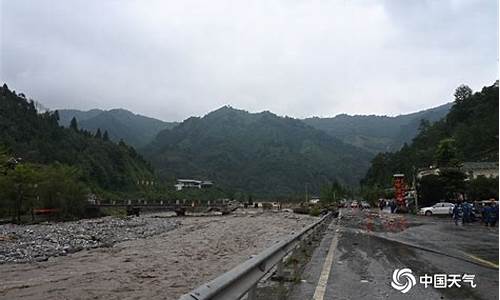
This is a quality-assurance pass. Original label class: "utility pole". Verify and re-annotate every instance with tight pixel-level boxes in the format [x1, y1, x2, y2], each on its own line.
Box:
[413, 166, 418, 211]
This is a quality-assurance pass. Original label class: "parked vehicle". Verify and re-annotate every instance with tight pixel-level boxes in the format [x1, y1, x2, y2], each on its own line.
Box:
[419, 202, 454, 216]
[350, 201, 359, 208]
[360, 201, 370, 209]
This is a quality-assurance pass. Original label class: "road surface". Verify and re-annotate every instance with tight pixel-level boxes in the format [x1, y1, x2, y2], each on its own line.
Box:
[290, 208, 498, 300]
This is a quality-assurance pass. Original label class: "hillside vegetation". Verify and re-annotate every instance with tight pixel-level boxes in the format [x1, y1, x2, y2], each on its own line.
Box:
[362, 83, 499, 189]
[144, 106, 373, 197]
[0, 84, 154, 200]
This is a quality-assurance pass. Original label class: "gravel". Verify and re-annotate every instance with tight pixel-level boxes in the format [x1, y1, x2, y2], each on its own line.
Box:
[0, 216, 179, 264]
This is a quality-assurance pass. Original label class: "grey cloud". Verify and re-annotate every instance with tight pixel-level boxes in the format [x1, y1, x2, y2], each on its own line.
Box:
[1, 0, 497, 121]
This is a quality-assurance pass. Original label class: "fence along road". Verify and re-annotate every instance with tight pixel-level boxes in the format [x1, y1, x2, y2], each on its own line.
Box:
[178, 212, 333, 300]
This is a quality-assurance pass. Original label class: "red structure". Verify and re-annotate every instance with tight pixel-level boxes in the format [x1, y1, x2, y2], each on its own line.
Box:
[393, 174, 406, 209]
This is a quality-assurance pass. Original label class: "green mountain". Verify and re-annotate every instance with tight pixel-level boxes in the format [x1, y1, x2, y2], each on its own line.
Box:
[302, 103, 452, 154]
[361, 83, 499, 188]
[0, 84, 154, 193]
[143, 106, 373, 197]
[58, 109, 178, 148]
[58, 109, 104, 126]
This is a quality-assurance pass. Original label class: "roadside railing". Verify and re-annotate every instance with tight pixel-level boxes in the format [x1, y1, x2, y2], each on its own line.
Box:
[179, 212, 333, 300]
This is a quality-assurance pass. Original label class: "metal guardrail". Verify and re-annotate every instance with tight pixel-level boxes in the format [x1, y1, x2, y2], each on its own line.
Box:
[179, 212, 333, 300]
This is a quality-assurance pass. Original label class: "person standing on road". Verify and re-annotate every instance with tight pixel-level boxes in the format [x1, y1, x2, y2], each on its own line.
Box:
[488, 202, 498, 227]
[390, 199, 396, 213]
[462, 201, 472, 224]
[481, 203, 488, 225]
[483, 203, 492, 226]
[452, 202, 463, 226]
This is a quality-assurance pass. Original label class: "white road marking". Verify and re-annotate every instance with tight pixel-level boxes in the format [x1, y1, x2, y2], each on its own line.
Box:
[312, 226, 339, 300]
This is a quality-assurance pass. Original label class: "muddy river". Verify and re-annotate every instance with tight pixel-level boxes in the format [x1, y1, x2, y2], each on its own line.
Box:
[0, 210, 317, 300]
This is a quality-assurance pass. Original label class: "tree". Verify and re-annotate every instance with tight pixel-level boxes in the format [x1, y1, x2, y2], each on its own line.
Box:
[69, 117, 78, 131]
[95, 128, 102, 139]
[435, 138, 460, 167]
[439, 169, 467, 201]
[0, 163, 39, 222]
[418, 119, 431, 133]
[417, 169, 468, 206]
[0, 146, 9, 175]
[454, 84, 473, 104]
[467, 176, 499, 201]
[53, 110, 60, 122]
[320, 181, 346, 204]
[360, 185, 385, 206]
[103, 130, 110, 141]
[417, 175, 445, 207]
[38, 164, 88, 218]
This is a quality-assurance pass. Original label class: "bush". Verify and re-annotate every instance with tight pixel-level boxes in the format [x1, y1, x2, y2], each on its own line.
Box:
[309, 207, 321, 216]
[293, 207, 310, 215]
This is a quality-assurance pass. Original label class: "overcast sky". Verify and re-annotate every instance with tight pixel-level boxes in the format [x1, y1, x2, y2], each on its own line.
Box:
[1, 0, 498, 121]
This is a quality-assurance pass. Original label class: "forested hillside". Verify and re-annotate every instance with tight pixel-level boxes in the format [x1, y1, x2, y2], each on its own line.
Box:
[58, 109, 178, 148]
[0, 84, 154, 193]
[361, 83, 499, 189]
[303, 103, 452, 154]
[144, 106, 373, 197]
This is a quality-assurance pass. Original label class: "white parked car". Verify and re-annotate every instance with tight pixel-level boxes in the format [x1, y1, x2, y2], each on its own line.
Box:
[419, 202, 454, 216]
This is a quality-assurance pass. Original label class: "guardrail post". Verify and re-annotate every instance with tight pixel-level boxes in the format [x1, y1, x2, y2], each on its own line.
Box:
[247, 284, 257, 300]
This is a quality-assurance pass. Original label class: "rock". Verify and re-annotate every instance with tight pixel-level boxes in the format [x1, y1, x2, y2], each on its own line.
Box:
[0, 216, 179, 264]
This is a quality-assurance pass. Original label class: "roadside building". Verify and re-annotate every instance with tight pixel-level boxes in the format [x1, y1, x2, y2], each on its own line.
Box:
[174, 179, 213, 191]
[309, 196, 320, 204]
[417, 166, 440, 179]
[461, 162, 499, 179]
[417, 162, 498, 180]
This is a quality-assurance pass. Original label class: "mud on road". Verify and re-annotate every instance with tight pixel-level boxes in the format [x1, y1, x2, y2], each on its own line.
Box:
[0, 210, 317, 300]
[290, 208, 499, 300]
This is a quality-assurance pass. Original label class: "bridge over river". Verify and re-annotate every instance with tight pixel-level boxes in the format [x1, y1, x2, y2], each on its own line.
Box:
[89, 200, 240, 216]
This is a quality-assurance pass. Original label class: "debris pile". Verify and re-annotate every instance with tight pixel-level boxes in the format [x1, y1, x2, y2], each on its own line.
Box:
[0, 216, 179, 264]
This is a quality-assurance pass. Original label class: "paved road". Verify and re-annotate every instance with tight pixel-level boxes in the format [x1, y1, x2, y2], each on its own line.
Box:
[290, 208, 499, 300]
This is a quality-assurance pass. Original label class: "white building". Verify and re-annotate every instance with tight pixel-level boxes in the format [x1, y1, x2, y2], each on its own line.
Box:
[417, 162, 499, 180]
[417, 167, 440, 179]
[461, 162, 499, 179]
[309, 196, 320, 204]
[175, 179, 213, 191]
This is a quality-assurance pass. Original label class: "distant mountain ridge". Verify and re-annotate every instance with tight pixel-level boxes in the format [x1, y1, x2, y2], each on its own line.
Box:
[143, 106, 374, 196]
[58, 109, 178, 148]
[58, 102, 451, 152]
[303, 103, 453, 154]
